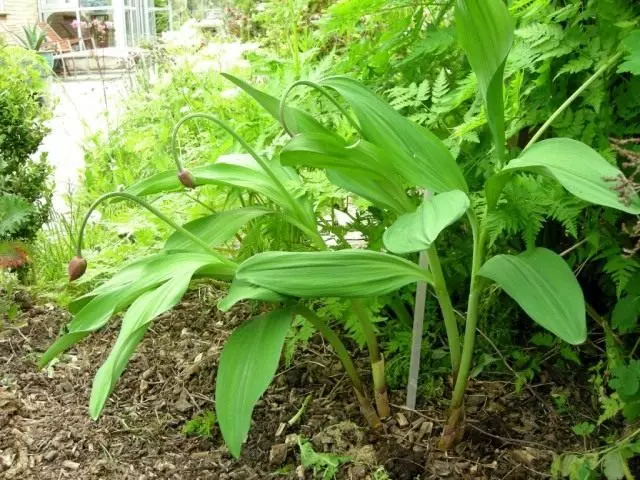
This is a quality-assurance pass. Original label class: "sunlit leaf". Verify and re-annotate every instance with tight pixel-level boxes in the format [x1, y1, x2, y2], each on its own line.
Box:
[456, 0, 514, 157]
[165, 207, 273, 252]
[39, 252, 233, 368]
[383, 190, 470, 254]
[236, 249, 432, 298]
[506, 138, 640, 214]
[216, 308, 294, 457]
[478, 248, 586, 344]
[89, 274, 194, 418]
[221, 73, 331, 135]
[319, 76, 468, 194]
[281, 132, 413, 213]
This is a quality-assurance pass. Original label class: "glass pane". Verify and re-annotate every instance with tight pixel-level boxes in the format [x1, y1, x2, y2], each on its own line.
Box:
[80, 10, 115, 47]
[80, 0, 112, 6]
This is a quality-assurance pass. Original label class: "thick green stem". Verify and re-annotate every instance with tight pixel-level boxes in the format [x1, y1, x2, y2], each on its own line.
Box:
[426, 246, 461, 376]
[76, 192, 235, 268]
[296, 306, 381, 428]
[440, 209, 487, 449]
[352, 299, 390, 417]
[451, 210, 486, 408]
[525, 52, 623, 150]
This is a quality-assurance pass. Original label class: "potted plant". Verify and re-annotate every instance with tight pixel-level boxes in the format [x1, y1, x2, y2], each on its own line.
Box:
[14, 24, 54, 69]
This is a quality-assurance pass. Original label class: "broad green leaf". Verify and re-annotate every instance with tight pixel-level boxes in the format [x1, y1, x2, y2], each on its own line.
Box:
[319, 76, 467, 194]
[218, 279, 288, 312]
[612, 295, 640, 334]
[282, 132, 392, 178]
[383, 190, 470, 254]
[506, 138, 640, 214]
[237, 249, 432, 298]
[216, 308, 294, 457]
[478, 248, 586, 345]
[165, 207, 273, 252]
[281, 132, 413, 213]
[221, 73, 331, 135]
[456, 0, 514, 157]
[618, 29, 640, 76]
[326, 170, 413, 214]
[39, 252, 232, 368]
[602, 451, 626, 480]
[89, 274, 194, 418]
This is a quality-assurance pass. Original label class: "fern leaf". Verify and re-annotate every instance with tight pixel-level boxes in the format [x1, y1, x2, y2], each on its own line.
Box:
[0, 195, 32, 238]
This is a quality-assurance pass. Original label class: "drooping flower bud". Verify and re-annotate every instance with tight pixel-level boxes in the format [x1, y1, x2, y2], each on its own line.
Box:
[178, 169, 196, 189]
[68, 256, 87, 281]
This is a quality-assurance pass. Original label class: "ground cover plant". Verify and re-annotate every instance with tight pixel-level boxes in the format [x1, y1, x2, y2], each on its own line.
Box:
[34, 2, 640, 474]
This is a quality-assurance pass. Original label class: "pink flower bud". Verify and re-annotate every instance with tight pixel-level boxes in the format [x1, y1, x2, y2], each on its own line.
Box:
[68, 256, 87, 281]
[178, 169, 196, 189]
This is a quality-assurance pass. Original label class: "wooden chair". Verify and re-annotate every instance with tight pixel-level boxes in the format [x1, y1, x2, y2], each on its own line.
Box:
[38, 22, 94, 77]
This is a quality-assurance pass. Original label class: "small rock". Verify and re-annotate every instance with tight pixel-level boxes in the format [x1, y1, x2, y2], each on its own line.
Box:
[44, 450, 57, 461]
[415, 421, 433, 442]
[396, 412, 409, 427]
[62, 460, 80, 470]
[269, 443, 288, 466]
[285, 433, 299, 447]
[296, 464, 306, 479]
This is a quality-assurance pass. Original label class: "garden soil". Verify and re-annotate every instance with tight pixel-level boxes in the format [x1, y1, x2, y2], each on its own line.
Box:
[1, 289, 585, 479]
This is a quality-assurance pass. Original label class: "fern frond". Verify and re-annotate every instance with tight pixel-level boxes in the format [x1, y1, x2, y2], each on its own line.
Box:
[0, 194, 32, 238]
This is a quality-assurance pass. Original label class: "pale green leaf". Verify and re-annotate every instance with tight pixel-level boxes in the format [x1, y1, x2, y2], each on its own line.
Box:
[39, 252, 232, 368]
[506, 138, 640, 214]
[383, 190, 470, 254]
[89, 274, 194, 418]
[319, 76, 468, 194]
[221, 73, 331, 135]
[281, 132, 413, 213]
[618, 30, 640, 76]
[602, 451, 626, 480]
[236, 249, 432, 298]
[165, 207, 273, 252]
[218, 279, 288, 312]
[216, 308, 294, 457]
[456, 0, 514, 156]
[478, 248, 586, 344]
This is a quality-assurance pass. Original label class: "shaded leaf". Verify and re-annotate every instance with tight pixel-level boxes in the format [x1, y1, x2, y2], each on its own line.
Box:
[216, 308, 294, 457]
[506, 138, 640, 214]
[383, 190, 469, 254]
[237, 249, 432, 298]
[618, 30, 640, 76]
[478, 248, 586, 344]
[218, 279, 288, 312]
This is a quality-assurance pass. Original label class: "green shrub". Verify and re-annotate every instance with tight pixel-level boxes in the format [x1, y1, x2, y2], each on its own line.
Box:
[0, 46, 53, 241]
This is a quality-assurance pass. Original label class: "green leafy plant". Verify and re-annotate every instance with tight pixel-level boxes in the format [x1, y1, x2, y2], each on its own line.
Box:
[0, 46, 53, 242]
[38, 0, 640, 463]
[13, 25, 46, 51]
[183, 410, 217, 439]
